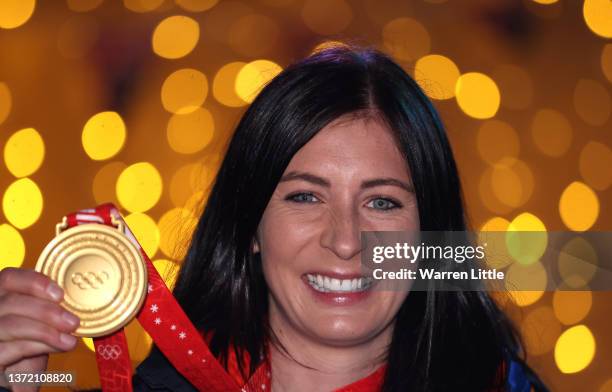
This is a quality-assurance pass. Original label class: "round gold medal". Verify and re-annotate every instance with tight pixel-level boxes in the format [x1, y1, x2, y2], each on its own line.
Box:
[35, 222, 147, 337]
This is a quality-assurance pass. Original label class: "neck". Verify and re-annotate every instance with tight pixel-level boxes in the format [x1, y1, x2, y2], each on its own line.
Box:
[267, 311, 392, 392]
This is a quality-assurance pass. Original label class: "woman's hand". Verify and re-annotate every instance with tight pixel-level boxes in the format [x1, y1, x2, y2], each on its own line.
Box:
[0, 267, 80, 391]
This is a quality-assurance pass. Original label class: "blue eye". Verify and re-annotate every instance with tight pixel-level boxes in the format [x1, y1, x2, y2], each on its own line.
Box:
[367, 197, 401, 211]
[286, 192, 319, 203]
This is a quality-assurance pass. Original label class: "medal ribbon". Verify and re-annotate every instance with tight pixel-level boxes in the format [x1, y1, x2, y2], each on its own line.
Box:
[65, 203, 271, 392]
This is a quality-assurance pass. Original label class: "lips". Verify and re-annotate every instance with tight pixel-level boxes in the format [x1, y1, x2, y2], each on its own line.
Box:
[301, 271, 375, 306]
[305, 273, 373, 293]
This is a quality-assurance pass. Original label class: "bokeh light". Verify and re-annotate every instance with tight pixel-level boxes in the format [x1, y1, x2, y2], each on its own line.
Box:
[579, 141, 612, 191]
[153, 258, 180, 290]
[455, 72, 500, 119]
[0, 0, 35, 29]
[2, 178, 43, 229]
[0, 82, 11, 125]
[476, 120, 520, 165]
[414, 54, 460, 100]
[92, 161, 127, 206]
[573, 78, 611, 126]
[152, 15, 200, 59]
[116, 162, 163, 213]
[531, 109, 573, 157]
[124, 212, 160, 258]
[166, 107, 215, 154]
[490, 158, 534, 209]
[158, 208, 198, 260]
[521, 305, 562, 356]
[558, 236, 598, 288]
[553, 290, 592, 325]
[0, 223, 25, 269]
[583, 0, 612, 38]
[301, 0, 352, 36]
[600, 379, 612, 392]
[235, 59, 283, 104]
[212, 62, 248, 107]
[82, 111, 126, 161]
[507, 212, 547, 265]
[3, 127, 45, 178]
[169, 162, 215, 207]
[382, 17, 430, 62]
[506, 261, 547, 307]
[161, 68, 208, 114]
[554, 325, 596, 373]
[491, 64, 534, 110]
[559, 181, 599, 232]
[175, 0, 219, 12]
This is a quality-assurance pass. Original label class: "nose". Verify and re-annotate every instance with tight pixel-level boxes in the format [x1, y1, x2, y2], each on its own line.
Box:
[320, 203, 363, 261]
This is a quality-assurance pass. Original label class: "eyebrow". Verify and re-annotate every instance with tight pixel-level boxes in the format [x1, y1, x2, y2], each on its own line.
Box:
[279, 171, 415, 193]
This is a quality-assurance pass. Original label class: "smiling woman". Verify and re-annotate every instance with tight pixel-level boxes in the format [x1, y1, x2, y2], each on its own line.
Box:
[141, 45, 549, 392]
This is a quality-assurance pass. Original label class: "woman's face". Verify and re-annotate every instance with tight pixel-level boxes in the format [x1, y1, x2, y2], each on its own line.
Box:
[255, 114, 419, 347]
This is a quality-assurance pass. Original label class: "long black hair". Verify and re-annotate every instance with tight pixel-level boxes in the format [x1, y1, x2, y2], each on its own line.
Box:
[171, 45, 548, 392]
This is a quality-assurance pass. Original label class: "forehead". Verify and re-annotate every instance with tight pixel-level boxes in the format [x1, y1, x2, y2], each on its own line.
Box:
[285, 114, 410, 179]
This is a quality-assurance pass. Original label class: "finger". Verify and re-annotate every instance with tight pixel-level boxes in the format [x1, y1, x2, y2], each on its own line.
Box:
[0, 293, 80, 333]
[0, 315, 77, 352]
[0, 339, 62, 368]
[0, 268, 63, 303]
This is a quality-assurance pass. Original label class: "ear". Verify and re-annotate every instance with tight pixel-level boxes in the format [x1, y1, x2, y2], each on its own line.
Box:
[251, 236, 260, 254]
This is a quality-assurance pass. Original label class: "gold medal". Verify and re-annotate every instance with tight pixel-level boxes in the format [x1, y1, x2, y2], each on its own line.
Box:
[35, 217, 147, 337]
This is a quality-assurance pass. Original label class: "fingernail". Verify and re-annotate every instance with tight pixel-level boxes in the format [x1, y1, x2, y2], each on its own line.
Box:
[46, 282, 63, 301]
[62, 311, 79, 327]
[60, 333, 76, 346]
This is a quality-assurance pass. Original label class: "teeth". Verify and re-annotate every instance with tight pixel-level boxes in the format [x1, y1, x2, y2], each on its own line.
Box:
[305, 274, 373, 293]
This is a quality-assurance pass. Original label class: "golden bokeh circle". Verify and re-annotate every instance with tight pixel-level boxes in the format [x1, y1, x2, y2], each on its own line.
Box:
[559, 181, 599, 232]
[152, 15, 200, 59]
[161, 68, 208, 114]
[116, 162, 163, 213]
[166, 107, 215, 154]
[82, 111, 126, 161]
[554, 324, 596, 373]
[2, 177, 43, 229]
[455, 72, 500, 119]
[414, 54, 460, 100]
[579, 141, 612, 191]
[531, 109, 573, 157]
[4, 127, 45, 178]
[382, 17, 430, 62]
[0, 223, 25, 269]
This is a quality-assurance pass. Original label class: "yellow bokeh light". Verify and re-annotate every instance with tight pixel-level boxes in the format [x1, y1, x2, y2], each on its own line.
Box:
[175, 0, 219, 12]
[66, 0, 103, 12]
[169, 162, 215, 207]
[116, 162, 163, 213]
[2, 178, 43, 229]
[158, 208, 197, 260]
[553, 290, 592, 325]
[167, 107, 215, 154]
[506, 262, 547, 306]
[152, 15, 199, 59]
[82, 111, 126, 161]
[559, 181, 599, 232]
[531, 109, 572, 157]
[4, 128, 45, 178]
[554, 325, 596, 373]
[0, 0, 35, 29]
[600, 379, 612, 392]
[161, 68, 208, 114]
[301, 0, 352, 36]
[124, 212, 160, 258]
[0, 223, 25, 269]
[579, 141, 612, 191]
[583, 0, 612, 38]
[153, 259, 180, 290]
[520, 305, 562, 356]
[382, 17, 430, 62]
[507, 212, 547, 266]
[213, 62, 248, 107]
[92, 161, 127, 206]
[491, 64, 533, 110]
[414, 54, 460, 100]
[532, 0, 558, 4]
[0, 82, 11, 125]
[490, 158, 534, 209]
[235, 59, 283, 104]
[479, 217, 513, 269]
[602, 44, 612, 84]
[82, 337, 95, 352]
[558, 236, 598, 289]
[476, 120, 520, 164]
[455, 72, 500, 119]
[573, 78, 611, 126]
[480, 217, 510, 232]
[311, 40, 347, 54]
[123, 0, 164, 12]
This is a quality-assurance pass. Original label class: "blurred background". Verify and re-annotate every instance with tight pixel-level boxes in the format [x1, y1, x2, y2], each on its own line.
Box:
[0, 0, 611, 390]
